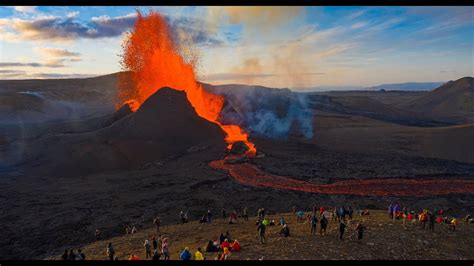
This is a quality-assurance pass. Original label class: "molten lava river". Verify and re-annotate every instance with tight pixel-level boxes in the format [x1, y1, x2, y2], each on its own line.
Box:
[120, 11, 474, 197]
[209, 159, 474, 197]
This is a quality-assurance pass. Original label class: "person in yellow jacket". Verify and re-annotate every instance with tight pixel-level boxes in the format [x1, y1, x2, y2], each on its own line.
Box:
[449, 218, 459, 231]
[195, 247, 204, 260]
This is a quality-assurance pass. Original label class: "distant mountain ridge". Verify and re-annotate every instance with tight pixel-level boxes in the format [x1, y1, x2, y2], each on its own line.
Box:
[365, 81, 445, 92]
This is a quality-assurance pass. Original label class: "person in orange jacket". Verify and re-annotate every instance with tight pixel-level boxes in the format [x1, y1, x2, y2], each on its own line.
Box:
[220, 247, 231, 260]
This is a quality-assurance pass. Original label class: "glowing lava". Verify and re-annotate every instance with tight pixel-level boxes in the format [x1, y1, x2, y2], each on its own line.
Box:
[118, 10, 256, 156]
[209, 159, 474, 196]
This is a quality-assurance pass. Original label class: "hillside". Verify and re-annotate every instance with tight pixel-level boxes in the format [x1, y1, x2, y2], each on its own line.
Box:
[48, 210, 474, 260]
[0, 73, 120, 124]
[4, 88, 226, 177]
[404, 77, 474, 122]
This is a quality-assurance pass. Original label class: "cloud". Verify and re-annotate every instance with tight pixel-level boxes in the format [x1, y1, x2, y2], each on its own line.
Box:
[208, 6, 304, 31]
[0, 62, 64, 68]
[34, 47, 81, 58]
[0, 11, 223, 49]
[0, 71, 97, 79]
[9, 6, 37, 13]
[351, 21, 368, 29]
[30, 47, 82, 67]
[0, 13, 137, 43]
[31, 73, 96, 79]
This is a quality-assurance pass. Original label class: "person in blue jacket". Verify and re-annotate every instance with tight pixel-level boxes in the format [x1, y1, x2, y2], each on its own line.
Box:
[180, 247, 192, 260]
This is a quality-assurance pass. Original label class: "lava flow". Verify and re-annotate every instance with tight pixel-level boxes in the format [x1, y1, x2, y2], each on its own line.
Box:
[117, 10, 256, 156]
[209, 159, 474, 197]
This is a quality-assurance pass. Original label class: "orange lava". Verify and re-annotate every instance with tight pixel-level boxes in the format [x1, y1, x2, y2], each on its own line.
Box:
[209, 159, 474, 197]
[118, 10, 256, 156]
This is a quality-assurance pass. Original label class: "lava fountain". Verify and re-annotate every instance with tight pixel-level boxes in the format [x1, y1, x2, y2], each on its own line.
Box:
[117, 10, 256, 156]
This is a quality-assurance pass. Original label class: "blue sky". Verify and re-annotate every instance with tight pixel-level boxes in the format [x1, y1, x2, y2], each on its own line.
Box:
[0, 6, 472, 88]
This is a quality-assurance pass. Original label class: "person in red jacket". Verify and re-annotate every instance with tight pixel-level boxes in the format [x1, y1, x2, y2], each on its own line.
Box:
[230, 239, 241, 252]
[221, 239, 230, 251]
[436, 215, 443, 224]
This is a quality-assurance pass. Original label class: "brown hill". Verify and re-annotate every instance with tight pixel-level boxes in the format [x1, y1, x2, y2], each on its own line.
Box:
[10, 88, 226, 177]
[404, 77, 474, 122]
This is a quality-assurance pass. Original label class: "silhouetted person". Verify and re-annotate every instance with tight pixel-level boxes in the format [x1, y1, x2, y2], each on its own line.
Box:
[356, 223, 366, 240]
[310, 214, 318, 235]
[61, 249, 68, 260]
[429, 212, 436, 232]
[320, 215, 328, 236]
[153, 217, 161, 233]
[152, 250, 161, 261]
[339, 222, 346, 240]
[242, 207, 249, 221]
[152, 236, 158, 251]
[207, 210, 212, 223]
[107, 242, 115, 261]
[68, 249, 76, 260]
[95, 229, 102, 240]
[257, 221, 266, 244]
[78, 249, 86, 260]
[348, 206, 353, 220]
[222, 208, 226, 219]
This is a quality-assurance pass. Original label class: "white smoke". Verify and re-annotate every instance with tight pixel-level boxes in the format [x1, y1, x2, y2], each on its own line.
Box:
[210, 84, 313, 139]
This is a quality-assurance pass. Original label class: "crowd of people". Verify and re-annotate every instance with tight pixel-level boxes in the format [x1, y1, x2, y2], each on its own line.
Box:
[387, 203, 473, 232]
[61, 204, 472, 260]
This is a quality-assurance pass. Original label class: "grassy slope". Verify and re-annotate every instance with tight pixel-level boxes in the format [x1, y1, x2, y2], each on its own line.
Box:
[48, 210, 473, 260]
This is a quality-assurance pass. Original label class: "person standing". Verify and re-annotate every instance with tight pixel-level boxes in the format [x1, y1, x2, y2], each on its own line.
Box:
[356, 223, 366, 240]
[310, 214, 318, 235]
[152, 236, 158, 251]
[95, 229, 102, 240]
[68, 250, 76, 260]
[388, 204, 394, 219]
[161, 238, 170, 260]
[107, 242, 115, 261]
[153, 217, 161, 233]
[144, 239, 152, 259]
[243, 207, 249, 221]
[339, 221, 346, 240]
[348, 206, 353, 221]
[207, 209, 212, 223]
[77, 249, 86, 260]
[61, 250, 68, 260]
[429, 212, 436, 232]
[320, 215, 328, 236]
[222, 208, 226, 219]
[257, 221, 266, 244]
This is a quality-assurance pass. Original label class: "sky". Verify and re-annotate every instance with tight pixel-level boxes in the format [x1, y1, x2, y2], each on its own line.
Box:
[0, 6, 472, 89]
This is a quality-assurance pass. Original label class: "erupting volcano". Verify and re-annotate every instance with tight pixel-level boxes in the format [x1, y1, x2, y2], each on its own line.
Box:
[117, 10, 256, 156]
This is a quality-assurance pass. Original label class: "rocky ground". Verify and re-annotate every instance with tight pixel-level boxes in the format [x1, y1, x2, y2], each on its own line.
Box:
[47, 210, 474, 260]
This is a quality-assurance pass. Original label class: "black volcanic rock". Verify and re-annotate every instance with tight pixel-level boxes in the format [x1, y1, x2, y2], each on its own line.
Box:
[229, 141, 250, 155]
